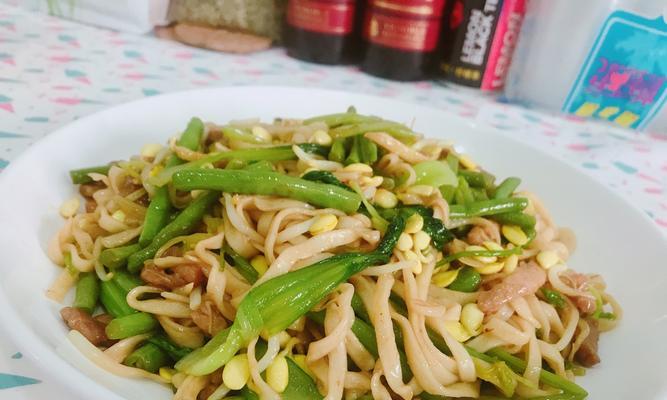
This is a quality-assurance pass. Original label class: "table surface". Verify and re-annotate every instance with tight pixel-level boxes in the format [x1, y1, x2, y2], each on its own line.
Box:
[1, 3, 666, 399]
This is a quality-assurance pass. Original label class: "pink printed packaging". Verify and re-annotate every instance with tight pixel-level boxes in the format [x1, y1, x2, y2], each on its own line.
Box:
[439, 0, 525, 90]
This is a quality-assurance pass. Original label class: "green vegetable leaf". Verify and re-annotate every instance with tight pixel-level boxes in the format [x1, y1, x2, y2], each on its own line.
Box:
[147, 334, 193, 361]
[414, 160, 458, 188]
[447, 266, 482, 293]
[473, 357, 518, 397]
[222, 126, 266, 144]
[590, 288, 616, 320]
[421, 212, 454, 250]
[350, 182, 389, 232]
[597, 312, 616, 320]
[223, 242, 259, 285]
[328, 138, 347, 162]
[564, 360, 587, 377]
[63, 252, 79, 277]
[238, 386, 260, 400]
[283, 357, 323, 400]
[439, 246, 522, 266]
[377, 205, 454, 249]
[401, 205, 454, 249]
[301, 170, 352, 192]
[541, 288, 566, 309]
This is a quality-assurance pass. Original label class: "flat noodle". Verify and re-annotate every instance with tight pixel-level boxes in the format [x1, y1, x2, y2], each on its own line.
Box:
[293, 144, 342, 171]
[365, 132, 426, 164]
[484, 317, 531, 346]
[371, 363, 394, 400]
[157, 315, 205, 348]
[526, 295, 550, 339]
[402, 269, 459, 380]
[257, 334, 281, 372]
[224, 193, 263, 243]
[104, 333, 152, 363]
[63, 243, 94, 272]
[308, 284, 355, 361]
[174, 375, 207, 400]
[523, 324, 542, 386]
[392, 311, 450, 396]
[345, 331, 375, 371]
[554, 299, 580, 351]
[48, 217, 73, 265]
[569, 319, 590, 361]
[259, 229, 363, 284]
[539, 340, 566, 376]
[262, 207, 345, 264]
[429, 317, 476, 382]
[68, 330, 167, 384]
[98, 207, 129, 233]
[248, 337, 280, 400]
[46, 269, 77, 302]
[189, 286, 202, 310]
[204, 384, 230, 400]
[360, 260, 416, 276]
[376, 152, 416, 189]
[510, 297, 541, 328]
[541, 300, 565, 335]
[127, 286, 193, 318]
[372, 274, 413, 400]
[161, 291, 190, 303]
[599, 292, 623, 332]
[344, 371, 371, 390]
[100, 225, 142, 248]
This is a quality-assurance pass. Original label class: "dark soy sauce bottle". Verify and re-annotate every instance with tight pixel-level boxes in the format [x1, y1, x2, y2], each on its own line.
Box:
[361, 0, 447, 81]
[284, 0, 362, 64]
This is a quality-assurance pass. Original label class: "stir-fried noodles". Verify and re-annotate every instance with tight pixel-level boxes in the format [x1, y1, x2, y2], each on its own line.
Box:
[48, 109, 619, 399]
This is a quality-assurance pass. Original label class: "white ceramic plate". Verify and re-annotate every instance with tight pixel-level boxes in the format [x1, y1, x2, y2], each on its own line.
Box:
[0, 87, 665, 400]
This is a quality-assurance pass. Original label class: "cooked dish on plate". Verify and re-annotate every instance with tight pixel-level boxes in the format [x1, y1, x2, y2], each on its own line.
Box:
[47, 109, 620, 400]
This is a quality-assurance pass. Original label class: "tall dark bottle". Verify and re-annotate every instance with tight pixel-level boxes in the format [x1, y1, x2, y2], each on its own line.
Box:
[284, 0, 361, 64]
[361, 0, 447, 81]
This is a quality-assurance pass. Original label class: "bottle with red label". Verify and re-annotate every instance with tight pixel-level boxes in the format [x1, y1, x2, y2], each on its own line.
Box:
[439, 0, 526, 90]
[284, 0, 362, 64]
[361, 0, 447, 81]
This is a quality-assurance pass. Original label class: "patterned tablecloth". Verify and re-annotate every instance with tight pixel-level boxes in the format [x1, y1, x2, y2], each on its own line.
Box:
[0, 3, 666, 399]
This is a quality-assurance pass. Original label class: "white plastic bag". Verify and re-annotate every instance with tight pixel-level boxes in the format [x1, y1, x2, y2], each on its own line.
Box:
[505, 0, 667, 133]
[28, 0, 170, 33]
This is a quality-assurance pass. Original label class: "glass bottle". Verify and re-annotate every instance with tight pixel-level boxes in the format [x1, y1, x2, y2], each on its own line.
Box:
[361, 0, 447, 81]
[285, 0, 361, 64]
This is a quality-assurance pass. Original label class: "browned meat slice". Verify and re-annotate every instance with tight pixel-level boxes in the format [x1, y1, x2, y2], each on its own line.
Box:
[198, 384, 215, 400]
[162, 246, 183, 257]
[198, 371, 222, 400]
[79, 182, 104, 212]
[93, 313, 114, 326]
[118, 176, 142, 197]
[561, 271, 597, 315]
[140, 263, 205, 290]
[573, 295, 596, 315]
[575, 319, 601, 367]
[478, 262, 547, 313]
[136, 194, 150, 207]
[191, 301, 227, 337]
[85, 199, 97, 213]
[60, 307, 110, 346]
[466, 222, 500, 246]
[204, 128, 223, 146]
[79, 182, 104, 198]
